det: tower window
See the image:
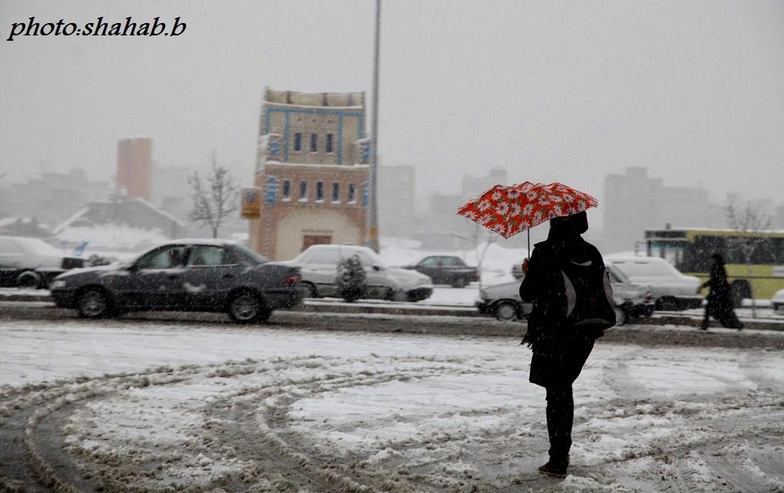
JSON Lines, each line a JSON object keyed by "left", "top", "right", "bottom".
{"left": 326, "top": 133, "right": 334, "bottom": 153}
{"left": 332, "top": 182, "right": 340, "bottom": 202}
{"left": 348, "top": 183, "right": 356, "bottom": 203}
{"left": 293, "top": 133, "right": 302, "bottom": 152}
{"left": 316, "top": 181, "right": 324, "bottom": 201}
{"left": 310, "top": 133, "right": 318, "bottom": 152}
{"left": 282, "top": 179, "right": 291, "bottom": 200}
{"left": 299, "top": 181, "right": 308, "bottom": 201}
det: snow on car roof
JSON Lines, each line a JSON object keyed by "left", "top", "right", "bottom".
{"left": 160, "top": 238, "right": 239, "bottom": 247}
{"left": 305, "top": 243, "right": 369, "bottom": 251}
{"left": 605, "top": 255, "right": 666, "bottom": 262}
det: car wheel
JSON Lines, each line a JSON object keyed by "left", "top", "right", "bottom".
{"left": 77, "top": 288, "right": 112, "bottom": 318}
{"left": 494, "top": 301, "right": 519, "bottom": 321}
{"left": 300, "top": 282, "right": 318, "bottom": 298}
{"left": 16, "top": 271, "right": 42, "bottom": 289}
{"left": 452, "top": 278, "right": 468, "bottom": 289}
{"left": 613, "top": 307, "right": 627, "bottom": 326}
{"left": 228, "top": 291, "right": 266, "bottom": 323}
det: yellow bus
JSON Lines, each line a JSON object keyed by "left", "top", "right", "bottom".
{"left": 644, "top": 228, "right": 784, "bottom": 301}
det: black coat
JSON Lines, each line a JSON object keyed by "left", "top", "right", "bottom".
{"left": 702, "top": 260, "right": 742, "bottom": 328}
{"left": 519, "top": 227, "right": 605, "bottom": 388}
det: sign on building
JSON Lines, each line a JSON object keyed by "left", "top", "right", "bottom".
{"left": 357, "top": 138, "right": 370, "bottom": 164}
{"left": 240, "top": 187, "right": 262, "bottom": 219}
{"left": 264, "top": 176, "right": 279, "bottom": 203}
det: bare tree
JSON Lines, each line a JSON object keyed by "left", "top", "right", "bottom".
{"left": 724, "top": 194, "right": 772, "bottom": 317}
{"left": 188, "top": 154, "right": 239, "bottom": 239}
{"left": 451, "top": 222, "right": 497, "bottom": 289}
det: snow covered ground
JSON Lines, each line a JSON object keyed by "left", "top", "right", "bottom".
{"left": 1, "top": 318, "right": 782, "bottom": 491}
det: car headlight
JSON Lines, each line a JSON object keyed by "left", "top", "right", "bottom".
{"left": 51, "top": 279, "right": 67, "bottom": 289}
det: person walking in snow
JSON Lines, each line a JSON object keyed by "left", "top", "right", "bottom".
{"left": 699, "top": 253, "right": 743, "bottom": 330}
{"left": 518, "top": 211, "right": 613, "bottom": 479}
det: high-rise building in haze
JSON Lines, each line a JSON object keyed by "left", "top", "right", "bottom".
{"left": 117, "top": 137, "right": 152, "bottom": 200}
{"left": 603, "top": 167, "right": 720, "bottom": 253}
{"left": 379, "top": 165, "right": 415, "bottom": 239}
{"left": 249, "top": 88, "right": 369, "bottom": 260}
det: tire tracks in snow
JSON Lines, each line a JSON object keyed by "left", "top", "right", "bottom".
{"left": 594, "top": 344, "right": 784, "bottom": 492}
{"left": 0, "top": 355, "right": 484, "bottom": 492}
{"left": 203, "top": 358, "right": 487, "bottom": 492}
{"left": 2, "top": 348, "right": 782, "bottom": 492}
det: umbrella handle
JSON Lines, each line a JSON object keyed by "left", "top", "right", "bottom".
{"left": 527, "top": 229, "right": 530, "bottom": 260}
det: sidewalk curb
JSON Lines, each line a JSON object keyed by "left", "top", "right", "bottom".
{"left": 0, "top": 294, "right": 782, "bottom": 331}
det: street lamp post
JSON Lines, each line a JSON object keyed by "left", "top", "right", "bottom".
{"left": 367, "top": 0, "right": 381, "bottom": 252}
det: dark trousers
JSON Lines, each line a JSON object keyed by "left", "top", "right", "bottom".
{"left": 545, "top": 384, "right": 574, "bottom": 465}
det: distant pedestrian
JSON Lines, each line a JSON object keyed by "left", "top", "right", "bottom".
{"left": 519, "top": 211, "right": 615, "bottom": 479}
{"left": 700, "top": 254, "right": 743, "bottom": 330}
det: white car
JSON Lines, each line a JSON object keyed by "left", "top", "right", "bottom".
{"left": 605, "top": 255, "right": 702, "bottom": 310}
{"left": 0, "top": 235, "right": 84, "bottom": 288}
{"left": 476, "top": 264, "right": 654, "bottom": 323}
{"left": 772, "top": 289, "right": 784, "bottom": 314}
{"left": 285, "top": 244, "right": 433, "bottom": 302}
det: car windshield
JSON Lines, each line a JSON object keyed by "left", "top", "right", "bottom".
{"left": 607, "top": 264, "right": 631, "bottom": 284}
{"left": 360, "top": 248, "right": 387, "bottom": 269}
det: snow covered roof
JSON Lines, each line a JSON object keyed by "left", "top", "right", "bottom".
{"left": 264, "top": 88, "right": 365, "bottom": 108}
{"left": 53, "top": 198, "right": 184, "bottom": 234}
{"left": 131, "top": 197, "right": 186, "bottom": 227}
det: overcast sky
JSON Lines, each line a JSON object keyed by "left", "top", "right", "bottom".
{"left": 1, "top": 0, "right": 782, "bottom": 207}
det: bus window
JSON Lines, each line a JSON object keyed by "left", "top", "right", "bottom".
{"left": 773, "top": 238, "right": 784, "bottom": 264}
{"left": 648, "top": 240, "right": 685, "bottom": 269}
{"left": 725, "top": 237, "right": 775, "bottom": 264}
{"left": 751, "top": 240, "right": 775, "bottom": 264}
{"left": 684, "top": 236, "right": 724, "bottom": 273}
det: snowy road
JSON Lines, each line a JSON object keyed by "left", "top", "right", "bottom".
{"left": 1, "top": 319, "right": 783, "bottom": 492}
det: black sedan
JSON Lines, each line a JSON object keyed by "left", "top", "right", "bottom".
{"left": 402, "top": 255, "right": 479, "bottom": 288}
{"left": 50, "top": 240, "right": 302, "bottom": 323}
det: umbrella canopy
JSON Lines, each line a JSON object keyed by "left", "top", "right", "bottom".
{"left": 456, "top": 181, "right": 598, "bottom": 239}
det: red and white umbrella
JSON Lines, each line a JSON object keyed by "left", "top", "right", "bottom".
{"left": 456, "top": 181, "right": 598, "bottom": 254}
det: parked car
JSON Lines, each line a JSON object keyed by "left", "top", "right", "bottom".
{"left": 475, "top": 280, "right": 532, "bottom": 321}
{"left": 0, "top": 235, "right": 84, "bottom": 288}
{"left": 476, "top": 264, "right": 654, "bottom": 323}
{"left": 606, "top": 263, "right": 655, "bottom": 319}
{"left": 605, "top": 255, "right": 703, "bottom": 310}
{"left": 401, "top": 255, "right": 479, "bottom": 288}
{"left": 286, "top": 244, "right": 433, "bottom": 302}
{"left": 772, "top": 288, "right": 784, "bottom": 314}
{"left": 50, "top": 239, "right": 302, "bottom": 323}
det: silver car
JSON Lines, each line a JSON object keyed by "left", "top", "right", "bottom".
{"left": 286, "top": 244, "right": 433, "bottom": 302}
{"left": 0, "top": 235, "right": 84, "bottom": 288}
{"left": 477, "top": 264, "right": 653, "bottom": 323}
{"left": 605, "top": 255, "right": 703, "bottom": 310}
{"left": 772, "top": 288, "right": 784, "bottom": 314}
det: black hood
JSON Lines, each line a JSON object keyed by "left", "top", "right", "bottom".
{"left": 548, "top": 211, "right": 588, "bottom": 241}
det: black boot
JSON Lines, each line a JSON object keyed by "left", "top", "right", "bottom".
{"left": 538, "top": 460, "right": 568, "bottom": 478}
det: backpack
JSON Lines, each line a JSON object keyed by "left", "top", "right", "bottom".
{"left": 561, "top": 260, "right": 616, "bottom": 329}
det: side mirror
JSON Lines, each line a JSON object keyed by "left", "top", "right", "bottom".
{"left": 372, "top": 265, "right": 382, "bottom": 271}
{"left": 126, "top": 263, "right": 139, "bottom": 273}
